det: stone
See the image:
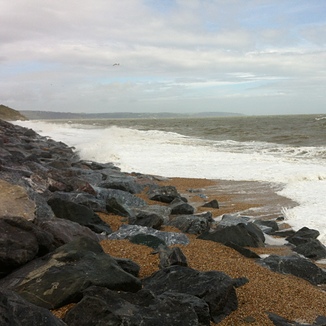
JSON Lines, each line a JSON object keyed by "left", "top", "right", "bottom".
{"left": 0, "top": 288, "right": 66, "bottom": 326}
{"left": 201, "top": 199, "right": 219, "bottom": 209}
{"left": 64, "top": 286, "right": 203, "bottom": 326}
{"left": 286, "top": 227, "right": 320, "bottom": 246}
{"left": 224, "top": 241, "right": 260, "bottom": 259}
{"left": 0, "top": 179, "right": 35, "bottom": 220}
{"left": 167, "top": 212, "right": 213, "bottom": 235}
{"left": 218, "top": 214, "right": 251, "bottom": 227}
{"left": 131, "top": 210, "right": 164, "bottom": 229}
{"left": 129, "top": 233, "right": 166, "bottom": 249}
{"left": 148, "top": 185, "right": 182, "bottom": 203}
{"left": 157, "top": 245, "right": 188, "bottom": 268}
{"left": 261, "top": 255, "right": 326, "bottom": 285}
{"left": 293, "top": 239, "right": 326, "bottom": 260}
{"left": 198, "top": 223, "right": 265, "bottom": 248}
{"left": 142, "top": 265, "right": 248, "bottom": 323}
{"left": 108, "top": 224, "right": 190, "bottom": 246}
{"left": 0, "top": 237, "right": 142, "bottom": 309}
{"left": 98, "top": 175, "right": 143, "bottom": 194}
{"left": 47, "top": 197, "right": 112, "bottom": 234}
{"left": 170, "top": 198, "right": 195, "bottom": 215}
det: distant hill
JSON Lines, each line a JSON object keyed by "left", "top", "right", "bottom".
{"left": 20, "top": 110, "right": 243, "bottom": 120}
{"left": 0, "top": 105, "right": 27, "bottom": 121}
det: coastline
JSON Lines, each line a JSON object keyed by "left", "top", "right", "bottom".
{"left": 55, "top": 176, "right": 326, "bottom": 325}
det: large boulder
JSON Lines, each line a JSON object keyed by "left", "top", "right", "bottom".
{"left": 0, "top": 237, "right": 142, "bottom": 309}
{"left": 0, "top": 288, "right": 66, "bottom": 326}
{"left": 198, "top": 222, "right": 265, "bottom": 248}
{"left": 286, "top": 227, "right": 320, "bottom": 246}
{"left": 142, "top": 265, "right": 248, "bottom": 323}
{"left": 293, "top": 239, "right": 326, "bottom": 260}
{"left": 0, "top": 216, "right": 55, "bottom": 277}
{"left": 148, "top": 185, "right": 182, "bottom": 203}
{"left": 47, "top": 197, "right": 112, "bottom": 234}
{"left": 108, "top": 224, "right": 190, "bottom": 246}
{"left": 261, "top": 255, "right": 326, "bottom": 285}
{"left": 168, "top": 212, "right": 213, "bottom": 235}
{"left": 98, "top": 175, "right": 143, "bottom": 194}
{"left": 64, "top": 286, "right": 206, "bottom": 326}
{"left": 170, "top": 198, "right": 195, "bottom": 215}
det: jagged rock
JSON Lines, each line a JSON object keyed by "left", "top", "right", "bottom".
{"left": 0, "top": 216, "right": 55, "bottom": 277}
{"left": 148, "top": 185, "right": 182, "bottom": 203}
{"left": 142, "top": 265, "right": 248, "bottom": 323}
{"left": 224, "top": 241, "right": 260, "bottom": 259}
{"left": 130, "top": 233, "right": 166, "bottom": 249}
{"left": 286, "top": 227, "right": 320, "bottom": 246}
{"left": 114, "top": 257, "right": 140, "bottom": 277}
{"left": 0, "top": 237, "right": 142, "bottom": 309}
{"left": 108, "top": 224, "right": 190, "bottom": 246}
{"left": 261, "top": 255, "right": 326, "bottom": 285}
{"left": 267, "top": 312, "right": 326, "bottom": 326}
{"left": 47, "top": 197, "right": 112, "bottom": 234}
{"left": 130, "top": 209, "right": 164, "bottom": 229}
{"left": 98, "top": 175, "right": 143, "bottom": 194}
{"left": 254, "top": 220, "right": 279, "bottom": 234}
{"left": 201, "top": 199, "right": 219, "bottom": 209}
{"left": 0, "top": 288, "right": 66, "bottom": 326}
{"left": 157, "top": 245, "right": 188, "bottom": 268}
{"left": 170, "top": 198, "right": 195, "bottom": 215}
{"left": 293, "top": 239, "right": 326, "bottom": 260}
{"left": 198, "top": 222, "right": 265, "bottom": 248}
{"left": 218, "top": 214, "right": 251, "bottom": 227}
{"left": 64, "top": 286, "right": 204, "bottom": 326}
{"left": 132, "top": 205, "right": 171, "bottom": 225}
{"left": 168, "top": 212, "right": 213, "bottom": 235}
{"left": 0, "top": 179, "right": 35, "bottom": 220}
{"left": 35, "top": 217, "right": 102, "bottom": 247}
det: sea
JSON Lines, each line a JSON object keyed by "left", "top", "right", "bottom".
{"left": 14, "top": 114, "right": 326, "bottom": 245}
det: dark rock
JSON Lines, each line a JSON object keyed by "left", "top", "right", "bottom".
{"left": 148, "top": 185, "right": 182, "bottom": 203}
{"left": 114, "top": 257, "right": 140, "bottom": 277}
{"left": 132, "top": 205, "right": 171, "bottom": 225}
{"left": 218, "top": 214, "right": 251, "bottom": 227}
{"left": 198, "top": 223, "right": 265, "bottom": 248}
{"left": 168, "top": 211, "right": 213, "bottom": 235}
{"left": 201, "top": 199, "right": 219, "bottom": 209}
{"left": 267, "top": 312, "right": 308, "bottom": 325}
{"left": 0, "top": 288, "right": 66, "bottom": 326}
{"left": 0, "top": 237, "right": 142, "bottom": 309}
{"left": 131, "top": 210, "right": 164, "bottom": 229}
{"left": 130, "top": 233, "right": 166, "bottom": 249}
{"left": 224, "top": 241, "right": 261, "bottom": 259}
{"left": 170, "top": 198, "right": 195, "bottom": 215}
{"left": 0, "top": 216, "right": 55, "bottom": 277}
{"left": 35, "top": 217, "right": 102, "bottom": 247}
{"left": 261, "top": 255, "right": 326, "bottom": 285}
{"left": 254, "top": 220, "right": 279, "bottom": 234}
{"left": 314, "top": 316, "right": 326, "bottom": 325}
{"left": 47, "top": 197, "right": 112, "bottom": 234}
{"left": 142, "top": 265, "right": 247, "bottom": 323}
{"left": 157, "top": 245, "right": 188, "bottom": 268}
{"left": 108, "top": 224, "right": 190, "bottom": 246}
{"left": 286, "top": 227, "right": 320, "bottom": 246}
{"left": 64, "top": 286, "right": 203, "bottom": 326}
{"left": 269, "top": 230, "right": 296, "bottom": 238}
{"left": 293, "top": 239, "right": 326, "bottom": 260}
{"left": 98, "top": 175, "right": 143, "bottom": 194}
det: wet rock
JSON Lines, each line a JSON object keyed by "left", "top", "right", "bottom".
{"left": 157, "top": 245, "right": 188, "bottom": 268}
{"left": 170, "top": 198, "right": 195, "bottom": 215}
{"left": 168, "top": 212, "right": 213, "bottom": 235}
{"left": 0, "top": 288, "right": 66, "bottom": 326}
{"left": 148, "top": 185, "right": 182, "bottom": 203}
{"left": 261, "top": 255, "right": 326, "bottom": 285}
{"left": 129, "top": 233, "right": 166, "bottom": 249}
{"left": 98, "top": 175, "right": 144, "bottom": 194}
{"left": 293, "top": 239, "right": 326, "bottom": 260}
{"left": 286, "top": 227, "right": 320, "bottom": 246}
{"left": 201, "top": 199, "right": 219, "bottom": 209}
{"left": 0, "top": 237, "right": 142, "bottom": 309}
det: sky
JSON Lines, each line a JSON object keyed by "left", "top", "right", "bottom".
{"left": 1, "top": 0, "right": 326, "bottom": 115}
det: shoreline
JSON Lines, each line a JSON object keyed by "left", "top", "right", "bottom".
{"left": 57, "top": 176, "right": 325, "bottom": 325}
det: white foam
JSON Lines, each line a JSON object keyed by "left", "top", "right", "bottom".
{"left": 14, "top": 120, "right": 326, "bottom": 244}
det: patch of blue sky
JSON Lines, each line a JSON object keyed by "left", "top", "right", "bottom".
{"left": 143, "top": 0, "right": 176, "bottom": 15}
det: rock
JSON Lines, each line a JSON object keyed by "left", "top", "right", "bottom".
{"left": 47, "top": 197, "right": 112, "bottom": 234}
{"left": 130, "top": 233, "right": 166, "bottom": 249}
{"left": 0, "top": 216, "right": 55, "bottom": 277}
{"left": 132, "top": 205, "right": 171, "bottom": 225}
{"left": 198, "top": 223, "right": 265, "bottom": 248}
{"left": 98, "top": 175, "right": 143, "bottom": 194}
{"left": 170, "top": 198, "right": 195, "bottom": 215}
{"left": 261, "top": 255, "right": 326, "bottom": 285}
{"left": 0, "top": 179, "right": 35, "bottom": 220}
{"left": 35, "top": 217, "right": 102, "bottom": 247}
{"left": 114, "top": 257, "right": 140, "bottom": 277}
{"left": 131, "top": 209, "right": 164, "bottom": 229}
{"left": 142, "top": 265, "right": 248, "bottom": 323}
{"left": 201, "top": 199, "right": 219, "bottom": 209}
{"left": 254, "top": 220, "right": 279, "bottom": 234}
{"left": 224, "top": 242, "right": 260, "bottom": 259}
{"left": 64, "top": 286, "right": 204, "bottom": 326}
{"left": 293, "top": 239, "right": 326, "bottom": 260}
{"left": 148, "top": 185, "right": 182, "bottom": 203}
{"left": 0, "top": 288, "right": 66, "bottom": 326}
{"left": 267, "top": 311, "right": 324, "bottom": 326}
{"left": 167, "top": 212, "right": 213, "bottom": 235}
{"left": 108, "top": 224, "right": 190, "bottom": 246}
{"left": 286, "top": 227, "right": 320, "bottom": 246}
{"left": 157, "top": 245, "right": 188, "bottom": 269}
{"left": 218, "top": 214, "right": 251, "bottom": 227}
{"left": 0, "top": 237, "right": 142, "bottom": 309}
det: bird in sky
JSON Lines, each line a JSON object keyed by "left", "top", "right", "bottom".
{"left": 113, "top": 63, "right": 120, "bottom": 66}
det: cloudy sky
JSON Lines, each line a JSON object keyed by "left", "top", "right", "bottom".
{"left": 1, "top": 0, "right": 326, "bottom": 115}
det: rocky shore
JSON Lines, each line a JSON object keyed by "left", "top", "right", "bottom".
{"left": 1, "top": 118, "right": 326, "bottom": 325}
